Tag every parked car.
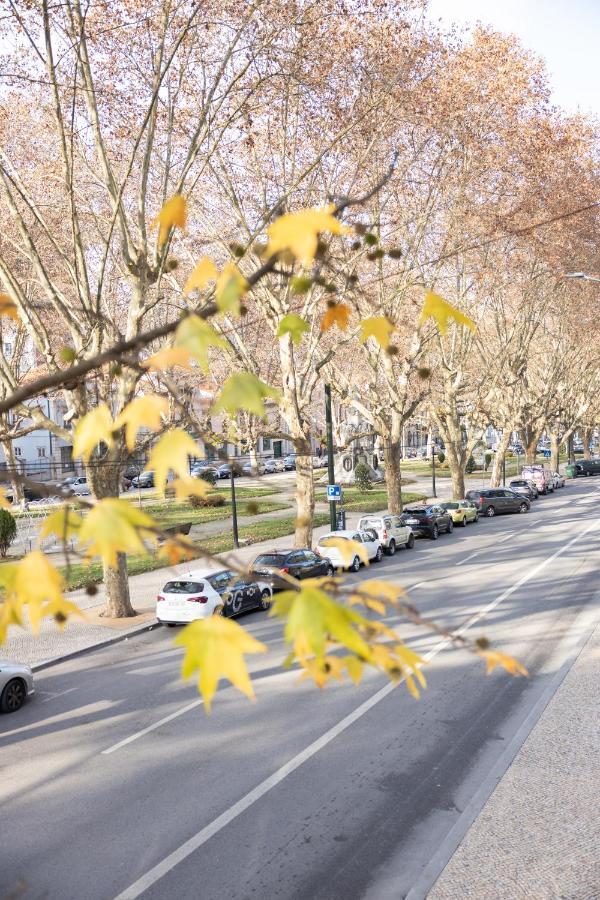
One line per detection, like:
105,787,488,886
131,470,155,489
191,463,219,481
216,463,241,479
250,548,333,590
283,454,297,470
439,500,479,526
552,471,565,489
357,514,414,553
569,459,600,477
401,505,453,539
523,479,539,498
315,529,383,571
0,661,35,713
264,457,284,474
242,460,266,476
509,479,537,501
465,488,530,517
521,465,554,494
156,568,272,625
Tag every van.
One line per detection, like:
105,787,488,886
521,465,554,495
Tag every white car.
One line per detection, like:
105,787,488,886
264,457,284,473
242,460,266,476
315,529,383,572
357,514,414,554
0,661,35,713
156,568,272,625
552,471,565,489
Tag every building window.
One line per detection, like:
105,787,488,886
262,438,271,451
37,447,46,458
14,447,22,457
3,342,12,355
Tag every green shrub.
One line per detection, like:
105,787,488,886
484,451,493,470
465,455,476,474
198,469,217,486
354,462,373,492
0,508,17,558
189,493,226,509
437,450,445,464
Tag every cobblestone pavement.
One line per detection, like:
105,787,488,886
429,625,600,899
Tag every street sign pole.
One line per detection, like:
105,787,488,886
230,466,239,549
431,445,437,498
325,384,337,531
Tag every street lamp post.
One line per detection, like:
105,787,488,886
431,445,437,498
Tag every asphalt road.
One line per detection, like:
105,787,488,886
2,478,599,900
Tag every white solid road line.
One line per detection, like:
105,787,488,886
455,531,513,566
111,512,600,900
102,699,203,755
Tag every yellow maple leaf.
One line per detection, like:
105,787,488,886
175,616,267,711
212,373,281,418
0,488,12,510
215,262,247,315
151,194,187,247
144,346,195,371
78,499,156,567
160,536,197,566
183,257,218,295
114,395,169,452
479,649,529,677
0,595,23,645
321,303,350,332
9,551,66,634
359,316,395,349
40,596,84,630
39,507,83,542
147,429,199,494
266,206,350,266
418,291,476,335
171,477,209,501
358,579,406,605
72,403,115,463
0,292,19,322
173,315,228,372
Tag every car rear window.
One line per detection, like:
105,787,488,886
163,580,203,594
253,554,286,566
441,502,458,509
359,517,381,528
404,508,429,516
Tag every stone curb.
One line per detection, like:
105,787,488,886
31,619,162,673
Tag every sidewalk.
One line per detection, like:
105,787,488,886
428,624,600,899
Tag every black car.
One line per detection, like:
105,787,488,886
216,463,241,479
249,548,333,591
207,570,272,618
283,455,297,470
401,505,453,539
465,488,530,517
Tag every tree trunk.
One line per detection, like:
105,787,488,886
384,437,403,514
86,453,136,618
450,463,465,500
1,438,24,503
294,439,314,547
524,428,540,465
249,443,260,476
549,432,560,473
582,428,592,460
489,430,511,487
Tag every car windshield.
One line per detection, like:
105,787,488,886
163,580,203,594
359,518,381,527
440,503,458,510
253,554,286,567
320,535,351,544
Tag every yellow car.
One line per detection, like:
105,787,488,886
439,500,479,526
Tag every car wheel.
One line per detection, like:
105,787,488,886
461,515,467,527
387,539,396,556
447,519,454,533
260,589,272,611
375,546,383,562
1,678,26,713
486,505,496,517
351,555,361,572
431,525,439,540
165,623,177,628
406,534,415,549
475,513,479,521
519,502,528,513
326,565,334,577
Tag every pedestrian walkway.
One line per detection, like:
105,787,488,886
429,624,600,899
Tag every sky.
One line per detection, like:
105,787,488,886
426,0,600,117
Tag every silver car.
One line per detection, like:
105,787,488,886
0,661,35,713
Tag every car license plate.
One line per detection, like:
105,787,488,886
406,518,419,525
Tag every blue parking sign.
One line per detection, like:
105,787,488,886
327,484,342,501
